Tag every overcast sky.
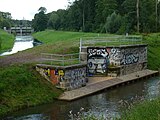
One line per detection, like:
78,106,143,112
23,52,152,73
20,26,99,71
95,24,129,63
0,0,72,20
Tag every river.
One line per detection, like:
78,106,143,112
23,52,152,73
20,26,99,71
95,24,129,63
2,76,160,120
0,36,41,56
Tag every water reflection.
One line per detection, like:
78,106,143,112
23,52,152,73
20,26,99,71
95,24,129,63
2,77,160,120
1,36,34,56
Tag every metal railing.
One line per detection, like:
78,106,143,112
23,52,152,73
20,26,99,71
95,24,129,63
41,53,80,66
80,36,143,52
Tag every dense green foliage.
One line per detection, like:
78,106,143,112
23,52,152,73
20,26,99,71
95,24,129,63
32,0,160,33
0,12,32,29
32,7,48,31
0,12,12,29
0,29,14,53
0,64,62,117
1,0,160,34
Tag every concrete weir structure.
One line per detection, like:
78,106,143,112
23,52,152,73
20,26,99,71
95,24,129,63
36,64,87,90
36,36,159,101
86,44,147,77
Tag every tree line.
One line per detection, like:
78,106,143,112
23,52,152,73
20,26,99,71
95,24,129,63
33,0,160,34
0,11,32,29
0,0,160,34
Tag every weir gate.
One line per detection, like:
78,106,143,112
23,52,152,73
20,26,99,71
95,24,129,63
5,26,34,35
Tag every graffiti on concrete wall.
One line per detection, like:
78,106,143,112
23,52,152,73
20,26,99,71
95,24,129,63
50,69,64,84
87,48,109,75
107,48,121,66
65,67,86,89
87,46,147,76
36,67,65,84
36,65,87,90
120,47,147,65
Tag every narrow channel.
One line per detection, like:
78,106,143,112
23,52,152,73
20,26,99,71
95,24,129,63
0,36,42,56
3,76,160,120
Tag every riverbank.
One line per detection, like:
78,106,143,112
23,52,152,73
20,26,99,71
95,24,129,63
121,98,160,120
0,29,14,53
59,69,158,101
0,64,62,117
0,30,160,118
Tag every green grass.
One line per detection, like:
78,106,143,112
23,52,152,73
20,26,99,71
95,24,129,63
33,31,160,70
1,30,160,118
121,98,160,120
0,64,62,117
0,29,14,53
143,33,160,70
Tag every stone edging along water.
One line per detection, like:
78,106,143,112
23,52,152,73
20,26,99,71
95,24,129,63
58,69,159,101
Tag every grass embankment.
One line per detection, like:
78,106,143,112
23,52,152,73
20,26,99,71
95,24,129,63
0,30,104,117
0,29,14,53
0,30,160,119
32,30,115,54
120,33,160,120
33,31,160,70
143,33,160,70
0,64,62,117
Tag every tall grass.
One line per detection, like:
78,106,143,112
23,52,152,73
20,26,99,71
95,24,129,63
121,98,160,120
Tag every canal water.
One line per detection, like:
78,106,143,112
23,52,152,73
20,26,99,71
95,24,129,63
3,76,160,120
0,36,41,56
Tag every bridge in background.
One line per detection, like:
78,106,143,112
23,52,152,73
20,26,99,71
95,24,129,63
5,26,34,35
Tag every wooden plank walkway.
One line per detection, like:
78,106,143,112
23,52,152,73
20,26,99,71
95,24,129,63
58,69,158,101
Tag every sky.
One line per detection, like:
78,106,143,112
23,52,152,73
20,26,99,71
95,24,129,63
0,0,72,20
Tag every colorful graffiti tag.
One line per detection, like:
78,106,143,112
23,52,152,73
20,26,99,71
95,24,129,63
36,65,87,90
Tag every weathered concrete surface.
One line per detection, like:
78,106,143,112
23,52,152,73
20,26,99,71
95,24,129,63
58,69,158,101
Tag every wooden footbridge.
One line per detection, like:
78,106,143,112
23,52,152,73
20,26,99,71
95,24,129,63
59,69,159,101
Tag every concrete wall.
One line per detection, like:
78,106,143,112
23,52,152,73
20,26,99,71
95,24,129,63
87,45,147,76
36,64,87,90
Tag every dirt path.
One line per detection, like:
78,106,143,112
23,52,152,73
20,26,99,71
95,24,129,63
0,52,41,67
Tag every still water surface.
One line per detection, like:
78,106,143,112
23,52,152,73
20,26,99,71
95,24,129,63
3,77,160,120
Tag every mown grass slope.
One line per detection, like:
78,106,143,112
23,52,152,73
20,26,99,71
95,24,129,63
0,64,62,117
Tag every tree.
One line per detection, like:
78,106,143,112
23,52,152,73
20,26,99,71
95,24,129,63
47,12,59,30
0,12,12,29
95,0,118,32
32,7,48,31
38,7,47,13
105,12,122,33
0,36,1,50
136,0,140,33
